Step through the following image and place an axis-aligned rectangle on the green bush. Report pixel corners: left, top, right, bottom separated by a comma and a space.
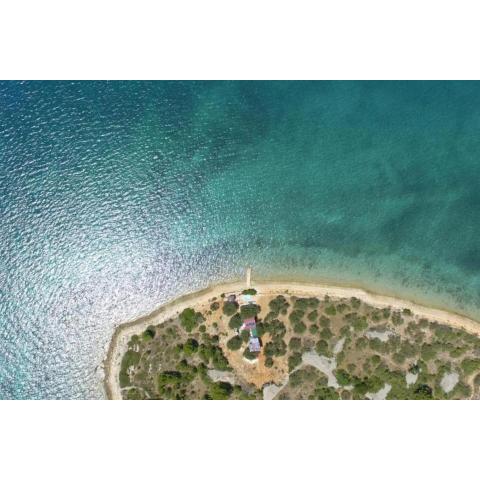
309, 324, 319, 334
293, 321, 307, 334
461, 358, 480, 375
307, 310, 319, 322
319, 316, 330, 328
241, 329, 251, 343
240, 303, 260, 319
320, 327, 333, 340
264, 339, 287, 357
227, 335, 242, 351
350, 297, 361, 309
315, 339, 330, 357
243, 348, 259, 361
142, 327, 155, 341
210, 302, 220, 311
269, 295, 289, 314
209, 382, 233, 400
183, 338, 199, 355
325, 305, 337, 316
265, 357, 274, 368
288, 352, 302, 372
242, 288, 257, 295
223, 302, 238, 316
289, 309, 305, 324
179, 308, 204, 332
335, 369, 352, 386
228, 313, 242, 330
289, 337, 302, 351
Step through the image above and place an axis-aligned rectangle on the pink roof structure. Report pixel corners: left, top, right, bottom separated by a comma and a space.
243, 317, 256, 330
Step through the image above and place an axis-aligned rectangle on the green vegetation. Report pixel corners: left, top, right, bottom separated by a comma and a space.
226, 335, 242, 351
179, 308, 204, 332
242, 288, 257, 295
223, 301, 238, 316
121, 290, 479, 400
228, 313, 242, 330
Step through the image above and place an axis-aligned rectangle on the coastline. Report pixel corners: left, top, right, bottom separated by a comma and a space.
103, 280, 480, 400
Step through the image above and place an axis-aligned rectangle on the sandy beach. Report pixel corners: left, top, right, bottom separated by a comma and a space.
103, 280, 480, 399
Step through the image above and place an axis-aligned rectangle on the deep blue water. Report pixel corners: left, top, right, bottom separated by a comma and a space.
1, 81, 480, 398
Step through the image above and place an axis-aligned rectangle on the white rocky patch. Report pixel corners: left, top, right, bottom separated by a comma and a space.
366, 383, 392, 400
440, 372, 459, 393
365, 329, 395, 342
405, 372, 418, 386
333, 337, 346, 355
207, 369, 236, 384
302, 351, 339, 388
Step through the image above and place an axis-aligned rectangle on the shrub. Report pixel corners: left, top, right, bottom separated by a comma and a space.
391, 312, 404, 326
179, 308, 199, 332
243, 348, 259, 361
240, 303, 260, 319
183, 338, 199, 355
209, 382, 233, 400
309, 324, 319, 334
352, 316, 368, 332
325, 305, 337, 316
293, 321, 307, 334
289, 309, 305, 324
402, 308, 413, 316
307, 310, 319, 322
228, 313, 242, 330
210, 302, 220, 311
320, 327, 333, 340
289, 337, 302, 351
288, 352, 302, 372
142, 327, 155, 341
336, 369, 353, 386
315, 339, 330, 357
265, 357, 274, 368
420, 343, 437, 362
319, 316, 330, 328
350, 297, 361, 309
242, 288, 257, 295
241, 329, 251, 343
223, 302, 238, 316
226, 335, 242, 351
264, 339, 287, 357
461, 358, 480, 375
256, 321, 266, 337
269, 295, 289, 314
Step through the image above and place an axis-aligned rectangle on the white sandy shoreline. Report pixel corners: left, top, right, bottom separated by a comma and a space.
103, 280, 480, 399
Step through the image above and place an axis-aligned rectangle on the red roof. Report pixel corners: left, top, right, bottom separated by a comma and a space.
243, 317, 256, 329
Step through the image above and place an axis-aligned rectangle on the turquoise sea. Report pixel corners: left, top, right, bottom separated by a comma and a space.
1, 81, 480, 399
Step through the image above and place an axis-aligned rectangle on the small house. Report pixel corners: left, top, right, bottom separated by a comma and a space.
248, 337, 261, 352
243, 317, 256, 330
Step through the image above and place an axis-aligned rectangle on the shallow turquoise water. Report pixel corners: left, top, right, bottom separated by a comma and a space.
1, 81, 480, 398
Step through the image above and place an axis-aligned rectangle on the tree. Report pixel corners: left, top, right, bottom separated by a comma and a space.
242, 288, 257, 295
183, 338, 199, 355
227, 335, 242, 351
210, 302, 220, 311
223, 301, 238, 316
289, 337, 302, 351
243, 348, 259, 361
315, 339, 330, 357
240, 303, 260, 319
293, 321, 307, 334
265, 357, 274, 368
241, 329, 251, 343
335, 369, 352, 386
142, 327, 155, 341
269, 295, 289, 314
209, 382, 233, 400
228, 313, 242, 330
288, 352, 302, 372
179, 308, 198, 332
461, 358, 480, 375
320, 327, 333, 340
324, 305, 336, 316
